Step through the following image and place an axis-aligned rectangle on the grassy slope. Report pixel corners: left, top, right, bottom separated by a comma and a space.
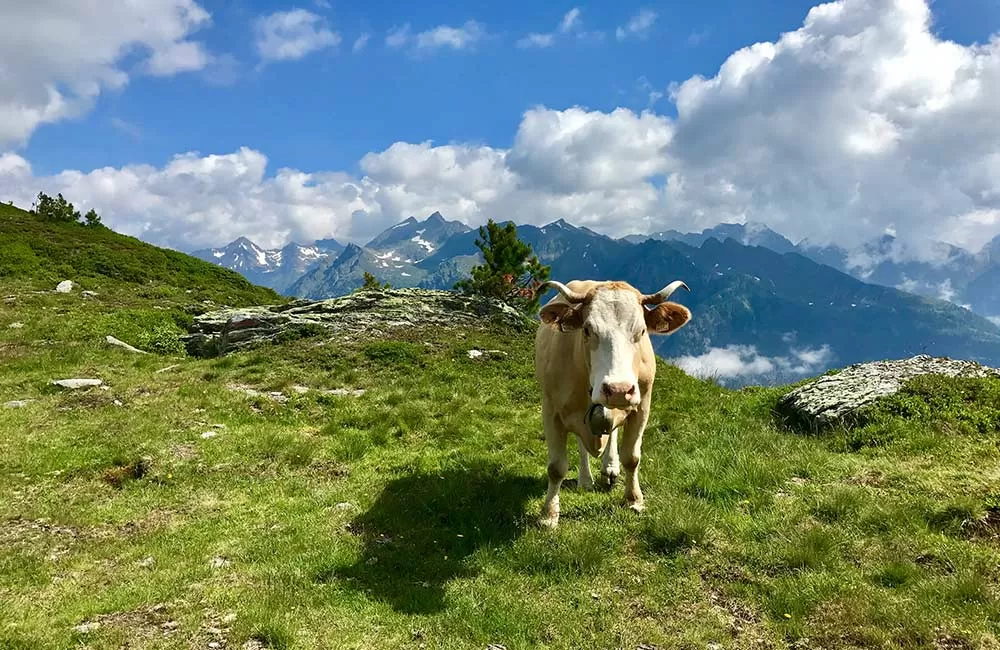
2, 209, 1000, 649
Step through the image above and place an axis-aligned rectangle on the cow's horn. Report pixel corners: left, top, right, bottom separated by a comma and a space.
641, 280, 690, 305
540, 280, 588, 303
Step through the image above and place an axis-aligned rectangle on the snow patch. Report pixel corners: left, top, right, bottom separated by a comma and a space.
410, 235, 435, 253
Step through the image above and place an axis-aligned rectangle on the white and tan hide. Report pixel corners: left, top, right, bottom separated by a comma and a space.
533, 279, 691, 527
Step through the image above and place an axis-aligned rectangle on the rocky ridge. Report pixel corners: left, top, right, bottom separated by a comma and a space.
183, 288, 534, 356
776, 354, 1000, 430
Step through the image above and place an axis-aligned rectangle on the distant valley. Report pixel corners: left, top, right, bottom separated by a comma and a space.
190, 213, 1000, 387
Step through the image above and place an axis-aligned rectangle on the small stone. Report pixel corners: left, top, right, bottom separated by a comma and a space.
51, 378, 103, 389
590, 592, 599, 600
81, 290, 98, 298
55, 280, 73, 293
106, 335, 148, 354
323, 388, 366, 397
73, 622, 100, 634
334, 502, 358, 511
291, 385, 310, 394
468, 349, 484, 359
3, 400, 28, 408
113, 399, 123, 407
212, 423, 226, 429
209, 556, 230, 569
201, 431, 218, 439
208, 642, 221, 649
7, 322, 23, 329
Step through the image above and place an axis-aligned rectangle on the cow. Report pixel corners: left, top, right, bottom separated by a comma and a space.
533, 279, 692, 527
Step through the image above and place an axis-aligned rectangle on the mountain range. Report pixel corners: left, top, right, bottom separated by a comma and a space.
189, 214, 1000, 386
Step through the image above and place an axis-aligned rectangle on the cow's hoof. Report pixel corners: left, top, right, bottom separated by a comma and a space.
599, 471, 618, 492
625, 500, 645, 513
538, 513, 560, 529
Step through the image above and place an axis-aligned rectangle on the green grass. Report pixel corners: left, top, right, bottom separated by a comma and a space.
2, 207, 1000, 648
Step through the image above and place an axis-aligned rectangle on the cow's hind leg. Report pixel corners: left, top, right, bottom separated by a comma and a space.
599, 428, 620, 490
540, 410, 569, 528
621, 407, 650, 512
576, 436, 595, 491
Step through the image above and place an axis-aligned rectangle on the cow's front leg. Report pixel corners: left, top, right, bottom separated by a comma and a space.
576, 436, 595, 491
621, 406, 650, 512
540, 410, 569, 528
600, 427, 620, 490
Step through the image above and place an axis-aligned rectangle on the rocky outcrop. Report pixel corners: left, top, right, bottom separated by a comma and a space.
777, 354, 1000, 430
183, 288, 535, 357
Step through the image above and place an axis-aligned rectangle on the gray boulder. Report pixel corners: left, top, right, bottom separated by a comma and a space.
55, 280, 73, 293
777, 354, 1000, 430
183, 288, 534, 357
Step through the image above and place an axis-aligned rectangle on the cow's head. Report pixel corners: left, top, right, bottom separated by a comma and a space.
538, 280, 691, 409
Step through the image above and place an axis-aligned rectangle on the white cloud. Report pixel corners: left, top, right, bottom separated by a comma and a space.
517, 33, 555, 49
145, 40, 211, 76
517, 7, 602, 49
616, 9, 657, 41
386, 21, 487, 52
385, 25, 412, 49
254, 9, 341, 62
661, 0, 1000, 254
0, 0, 213, 148
559, 8, 582, 34
353, 33, 371, 53
670, 345, 834, 382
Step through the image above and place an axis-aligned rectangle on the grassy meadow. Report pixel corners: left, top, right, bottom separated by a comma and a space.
2, 205, 999, 649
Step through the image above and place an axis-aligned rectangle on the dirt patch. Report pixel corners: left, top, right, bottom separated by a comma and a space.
101, 456, 152, 489
73, 603, 180, 642
170, 443, 198, 461
966, 507, 1000, 541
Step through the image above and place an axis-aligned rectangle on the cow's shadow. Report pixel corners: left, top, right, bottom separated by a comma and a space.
321, 461, 541, 614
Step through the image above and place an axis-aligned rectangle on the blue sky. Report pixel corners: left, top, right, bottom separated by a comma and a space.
2, 0, 999, 253
21, 0, 997, 175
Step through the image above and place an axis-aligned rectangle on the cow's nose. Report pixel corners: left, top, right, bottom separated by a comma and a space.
601, 381, 636, 400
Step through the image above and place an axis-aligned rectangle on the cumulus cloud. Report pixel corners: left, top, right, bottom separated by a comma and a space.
254, 9, 341, 62
670, 345, 834, 383
662, 0, 1000, 254
0, 0, 213, 148
386, 21, 487, 52
517, 7, 602, 48
616, 9, 657, 41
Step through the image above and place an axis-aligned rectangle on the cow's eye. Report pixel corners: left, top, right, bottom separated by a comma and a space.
633, 328, 646, 342
583, 325, 592, 338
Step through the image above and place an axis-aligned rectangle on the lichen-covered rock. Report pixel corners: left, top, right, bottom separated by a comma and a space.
777, 354, 1000, 430
183, 288, 535, 357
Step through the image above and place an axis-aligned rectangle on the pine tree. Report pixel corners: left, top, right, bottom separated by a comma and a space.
83, 209, 102, 227
455, 219, 550, 314
360, 271, 390, 291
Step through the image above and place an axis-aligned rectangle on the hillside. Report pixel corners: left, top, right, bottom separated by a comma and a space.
0, 203, 280, 307
3, 244, 1000, 648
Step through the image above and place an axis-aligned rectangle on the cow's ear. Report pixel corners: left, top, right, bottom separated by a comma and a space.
644, 302, 691, 335
539, 302, 585, 331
